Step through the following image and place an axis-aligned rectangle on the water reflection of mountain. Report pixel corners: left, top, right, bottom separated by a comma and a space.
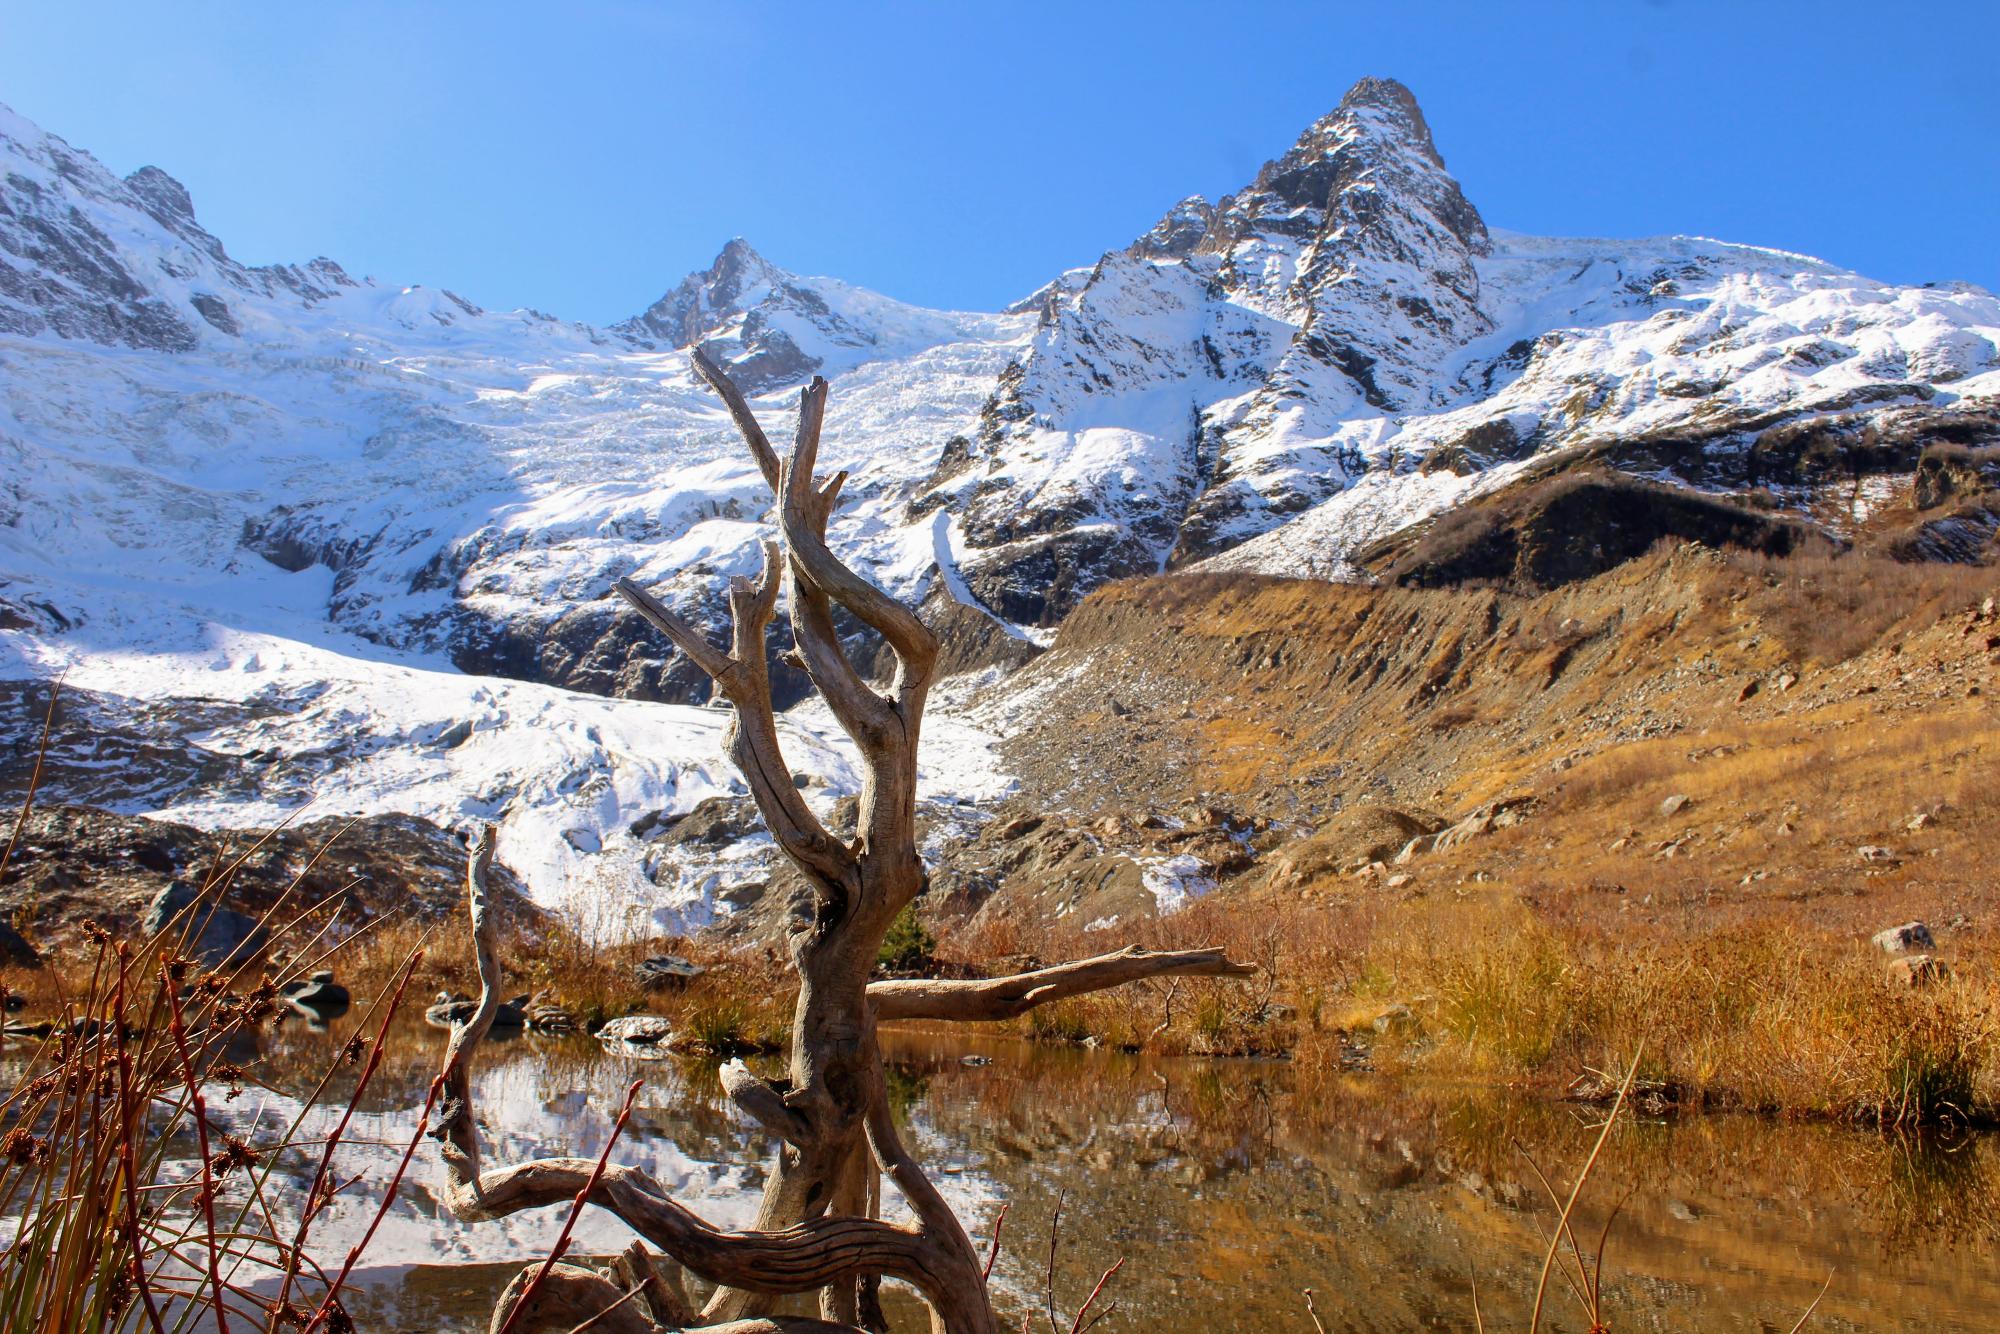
27, 1008, 1997, 1332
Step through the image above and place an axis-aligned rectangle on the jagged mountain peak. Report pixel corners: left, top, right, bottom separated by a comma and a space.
1206, 76, 1488, 281
0, 101, 374, 349
935, 78, 1507, 623
616, 236, 787, 347
1326, 75, 1440, 162
616, 238, 1022, 394
614, 238, 876, 392
1128, 195, 1215, 261
123, 165, 199, 227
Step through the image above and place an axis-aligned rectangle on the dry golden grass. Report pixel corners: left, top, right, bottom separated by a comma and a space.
948, 544, 2000, 1125
1724, 545, 2000, 665
326, 914, 794, 1049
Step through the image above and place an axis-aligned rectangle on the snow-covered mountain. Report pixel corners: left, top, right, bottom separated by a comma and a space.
921, 77, 2000, 619
3, 79, 1997, 928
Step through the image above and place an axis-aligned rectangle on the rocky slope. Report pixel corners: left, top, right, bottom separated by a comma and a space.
3, 78, 1998, 931
924, 547, 2000, 937
0, 801, 545, 958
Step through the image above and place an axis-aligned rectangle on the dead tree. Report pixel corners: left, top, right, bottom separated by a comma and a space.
433, 352, 1255, 1333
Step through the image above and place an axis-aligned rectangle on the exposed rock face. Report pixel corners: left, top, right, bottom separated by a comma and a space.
1263, 804, 1446, 893
919, 76, 1504, 623
141, 879, 267, 966
0, 104, 353, 351
1873, 921, 1936, 954
1196, 75, 1491, 416
1914, 440, 2000, 509
615, 238, 848, 392
613, 237, 997, 397
1360, 470, 1816, 589
445, 597, 735, 706
0, 802, 545, 957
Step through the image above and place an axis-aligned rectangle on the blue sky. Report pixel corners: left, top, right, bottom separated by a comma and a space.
3, 2, 1993, 323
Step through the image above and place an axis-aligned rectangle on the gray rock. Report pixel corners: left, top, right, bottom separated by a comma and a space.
142, 879, 266, 967
432, 719, 475, 750
1370, 1003, 1418, 1035
1433, 811, 1495, 850
1872, 921, 1935, 954
0, 919, 40, 968
524, 996, 579, 1035
595, 1014, 674, 1052
1886, 954, 1947, 988
638, 796, 765, 850
635, 955, 706, 990
281, 970, 350, 1012
424, 990, 528, 1030
1659, 794, 1692, 817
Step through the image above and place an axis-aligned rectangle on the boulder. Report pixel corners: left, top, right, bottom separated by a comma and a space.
1659, 794, 1692, 818
1433, 811, 1495, 851
424, 990, 528, 1030
0, 919, 40, 969
524, 996, 579, 1035
1266, 805, 1445, 891
634, 955, 706, 990
595, 1014, 675, 1057
142, 880, 266, 967
1872, 921, 1935, 954
1370, 1004, 1418, 1035
634, 797, 765, 850
280, 970, 350, 1013
1886, 954, 1947, 988
596, 1014, 673, 1044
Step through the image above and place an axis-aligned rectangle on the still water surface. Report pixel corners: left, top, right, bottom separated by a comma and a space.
212, 1007, 2000, 1332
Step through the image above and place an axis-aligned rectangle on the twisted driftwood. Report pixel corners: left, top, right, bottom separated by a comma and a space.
434, 352, 1256, 1332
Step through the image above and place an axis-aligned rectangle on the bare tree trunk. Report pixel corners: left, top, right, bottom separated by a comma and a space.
432, 354, 1254, 1333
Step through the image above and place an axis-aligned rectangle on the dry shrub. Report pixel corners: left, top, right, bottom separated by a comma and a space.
1314, 892, 1998, 1125
0, 872, 431, 1329
1728, 545, 2000, 665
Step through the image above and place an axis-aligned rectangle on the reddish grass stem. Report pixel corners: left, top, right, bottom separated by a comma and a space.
159, 967, 231, 1334
494, 1078, 645, 1334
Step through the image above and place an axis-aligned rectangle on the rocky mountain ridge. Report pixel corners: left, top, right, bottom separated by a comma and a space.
3, 78, 1998, 927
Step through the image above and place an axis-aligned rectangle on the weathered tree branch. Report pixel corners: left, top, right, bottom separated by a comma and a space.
615, 543, 854, 896
437, 832, 977, 1327
775, 379, 937, 694
867, 946, 1257, 1024
535, 355, 1254, 1334
691, 345, 783, 494
720, 1058, 809, 1147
